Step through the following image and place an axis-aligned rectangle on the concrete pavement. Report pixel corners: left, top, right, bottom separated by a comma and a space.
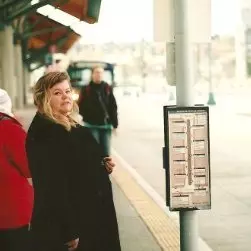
113, 180, 162, 251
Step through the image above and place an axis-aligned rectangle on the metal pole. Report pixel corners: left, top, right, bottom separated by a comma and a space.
175, 0, 193, 106
174, 0, 199, 250
14, 42, 24, 109
23, 65, 29, 105
180, 210, 199, 250
165, 42, 175, 101
207, 42, 216, 105
2, 26, 16, 107
140, 39, 146, 93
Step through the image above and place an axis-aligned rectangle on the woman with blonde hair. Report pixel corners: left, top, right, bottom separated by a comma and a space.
26, 72, 121, 251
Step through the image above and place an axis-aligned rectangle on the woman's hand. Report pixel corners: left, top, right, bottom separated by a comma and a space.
103, 157, 116, 174
66, 238, 79, 251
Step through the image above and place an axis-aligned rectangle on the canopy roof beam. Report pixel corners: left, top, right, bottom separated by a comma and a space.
4, 0, 59, 23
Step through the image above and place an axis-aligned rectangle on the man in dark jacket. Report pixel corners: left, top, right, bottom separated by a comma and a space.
78, 66, 118, 156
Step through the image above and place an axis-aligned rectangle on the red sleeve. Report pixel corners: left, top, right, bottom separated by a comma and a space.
3, 121, 31, 178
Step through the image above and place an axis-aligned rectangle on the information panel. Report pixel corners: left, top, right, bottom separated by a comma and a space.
163, 106, 211, 211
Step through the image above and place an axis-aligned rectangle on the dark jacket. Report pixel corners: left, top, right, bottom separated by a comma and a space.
78, 81, 118, 128
26, 113, 121, 251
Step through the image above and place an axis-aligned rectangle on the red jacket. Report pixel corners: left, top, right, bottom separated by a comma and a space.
0, 112, 33, 229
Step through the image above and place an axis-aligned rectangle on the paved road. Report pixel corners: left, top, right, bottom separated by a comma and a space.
112, 93, 251, 251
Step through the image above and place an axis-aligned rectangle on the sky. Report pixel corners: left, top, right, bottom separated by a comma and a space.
212, 0, 239, 35
75, 0, 154, 43
72, 0, 240, 44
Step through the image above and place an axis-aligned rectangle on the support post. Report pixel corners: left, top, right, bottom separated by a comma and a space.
207, 42, 216, 105
175, 1, 198, 250
0, 26, 16, 107
14, 42, 24, 109
175, 0, 194, 107
0, 25, 4, 89
23, 65, 30, 105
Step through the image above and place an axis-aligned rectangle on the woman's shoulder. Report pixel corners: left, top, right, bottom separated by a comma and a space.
27, 113, 68, 143
0, 112, 22, 124
0, 114, 24, 134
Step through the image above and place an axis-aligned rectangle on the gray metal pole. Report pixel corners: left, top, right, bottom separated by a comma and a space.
174, 0, 199, 250
180, 210, 199, 250
165, 42, 175, 101
140, 39, 146, 93
207, 42, 216, 105
14, 43, 24, 109
23, 66, 30, 105
175, 0, 194, 107
2, 26, 16, 107
0, 29, 3, 89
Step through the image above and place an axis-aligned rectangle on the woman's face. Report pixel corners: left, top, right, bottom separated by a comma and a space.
92, 67, 104, 83
48, 80, 73, 116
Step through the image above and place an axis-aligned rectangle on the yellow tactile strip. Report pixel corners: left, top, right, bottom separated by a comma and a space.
111, 155, 180, 251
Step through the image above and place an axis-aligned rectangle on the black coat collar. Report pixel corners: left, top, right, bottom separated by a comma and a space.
27, 112, 68, 141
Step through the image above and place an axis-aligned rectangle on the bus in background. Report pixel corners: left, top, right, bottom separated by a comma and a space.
67, 61, 116, 101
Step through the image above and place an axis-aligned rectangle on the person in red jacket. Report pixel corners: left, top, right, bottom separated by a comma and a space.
0, 89, 34, 251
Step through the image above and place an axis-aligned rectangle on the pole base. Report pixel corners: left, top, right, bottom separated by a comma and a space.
207, 92, 216, 105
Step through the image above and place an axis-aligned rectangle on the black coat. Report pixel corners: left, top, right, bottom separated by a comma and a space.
78, 82, 118, 128
26, 113, 121, 251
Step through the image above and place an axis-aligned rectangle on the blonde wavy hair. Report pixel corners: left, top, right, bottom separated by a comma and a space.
33, 71, 79, 131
